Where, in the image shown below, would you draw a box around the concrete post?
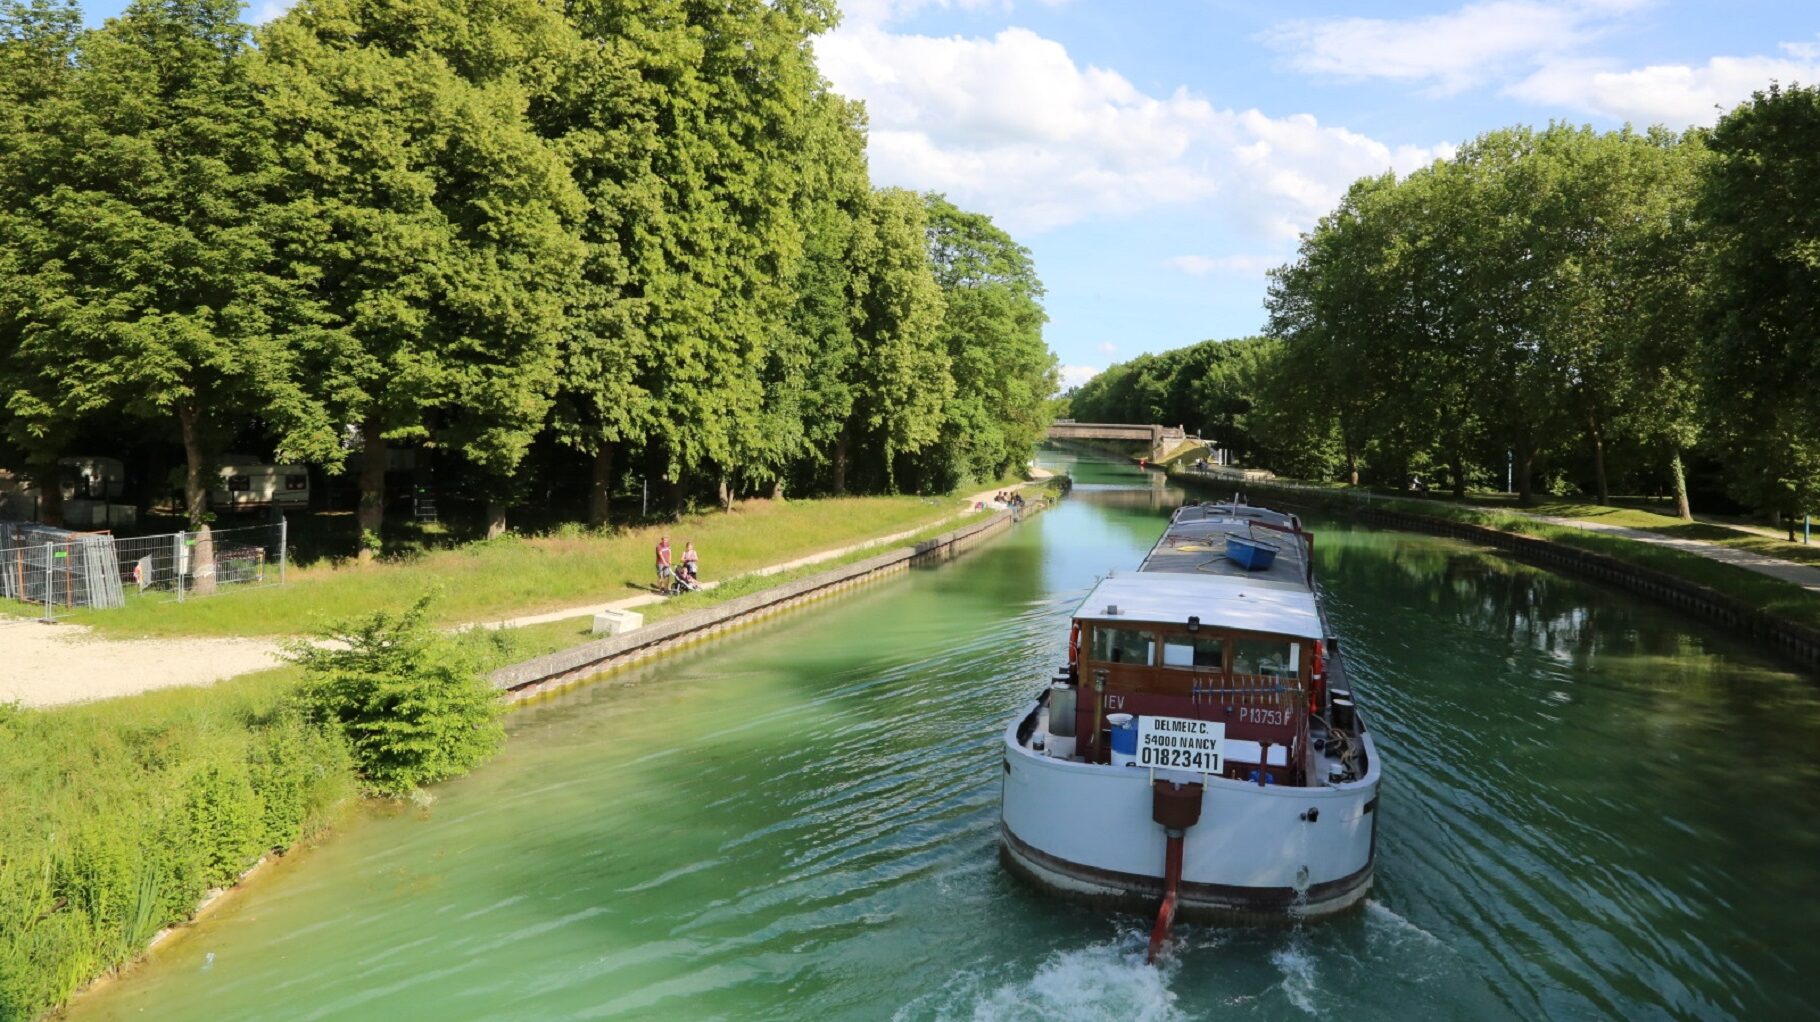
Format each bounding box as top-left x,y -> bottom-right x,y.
174,530 -> 185,602
279,516 -> 288,585
41,542 -> 52,622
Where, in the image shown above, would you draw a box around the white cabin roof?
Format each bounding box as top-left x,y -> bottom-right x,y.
1074,572 -> 1324,640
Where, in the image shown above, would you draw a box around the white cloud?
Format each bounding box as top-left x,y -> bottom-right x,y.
1097,341 -> 1118,353
1265,0 -> 1643,94
817,25 -> 1449,237
1166,254 -> 1279,277
1058,364 -> 1100,390
1783,37 -> 1820,61
1507,50 -> 1820,127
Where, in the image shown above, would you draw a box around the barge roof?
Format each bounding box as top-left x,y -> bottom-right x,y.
1074,502 -> 1323,639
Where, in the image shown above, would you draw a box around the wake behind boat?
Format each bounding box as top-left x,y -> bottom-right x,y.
998,499 -> 1380,957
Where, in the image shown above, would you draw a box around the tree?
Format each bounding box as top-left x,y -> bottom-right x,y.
1267,173 -> 1405,485
784,90 -> 870,496
919,193 -> 1055,489
0,0 -> 84,519
1,0 -> 337,570
1606,130 -> 1709,519
258,0 -> 584,554
839,187 -> 949,492
1698,83 -> 1820,526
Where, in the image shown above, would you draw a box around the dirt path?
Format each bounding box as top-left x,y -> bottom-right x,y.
7,474 -> 1061,708
1530,515 -> 1820,593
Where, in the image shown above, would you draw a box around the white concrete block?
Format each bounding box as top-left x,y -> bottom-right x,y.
591,609 -> 643,635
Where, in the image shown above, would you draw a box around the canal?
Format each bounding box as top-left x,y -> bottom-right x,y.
70,452 -> 1820,1020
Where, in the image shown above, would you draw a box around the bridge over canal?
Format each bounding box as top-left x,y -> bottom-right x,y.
1045,421 -> 1223,464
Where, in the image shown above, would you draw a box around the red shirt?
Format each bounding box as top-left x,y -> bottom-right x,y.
656,540 -> 671,567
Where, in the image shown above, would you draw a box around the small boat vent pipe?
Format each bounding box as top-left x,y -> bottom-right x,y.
1147,779 -> 1205,964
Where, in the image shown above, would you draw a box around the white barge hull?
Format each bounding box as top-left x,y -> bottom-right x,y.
999,707 -> 1380,919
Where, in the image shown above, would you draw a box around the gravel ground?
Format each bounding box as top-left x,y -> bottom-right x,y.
0,620 -> 282,707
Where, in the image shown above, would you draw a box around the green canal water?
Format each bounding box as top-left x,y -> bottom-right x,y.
70,453 -> 1820,1020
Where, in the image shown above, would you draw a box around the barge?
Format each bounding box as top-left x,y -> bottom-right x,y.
998,500 -> 1379,957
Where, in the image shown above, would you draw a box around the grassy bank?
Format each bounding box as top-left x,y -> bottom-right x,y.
1174,471 -> 1820,631
0,670 -> 355,1020
68,495 -> 963,639
493,499 -> 1054,660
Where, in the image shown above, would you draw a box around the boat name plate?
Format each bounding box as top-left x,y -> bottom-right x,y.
1136,715 -> 1226,772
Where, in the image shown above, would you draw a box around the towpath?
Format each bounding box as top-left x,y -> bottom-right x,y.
1526,515 -> 1820,593
3,473 -> 1057,708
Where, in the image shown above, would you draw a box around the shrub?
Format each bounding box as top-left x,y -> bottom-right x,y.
287,595 -> 505,796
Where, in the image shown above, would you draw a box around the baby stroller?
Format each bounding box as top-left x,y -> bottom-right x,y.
667,562 -> 701,595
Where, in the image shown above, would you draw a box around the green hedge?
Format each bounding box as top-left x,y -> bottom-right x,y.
0,679 -> 355,1021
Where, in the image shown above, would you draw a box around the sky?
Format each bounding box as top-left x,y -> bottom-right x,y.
79,0 -> 1820,389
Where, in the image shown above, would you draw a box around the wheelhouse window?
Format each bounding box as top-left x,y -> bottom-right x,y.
1092,627 -> 1155,665
1161,634 -> 1224,670
1232,638 -> 1299,678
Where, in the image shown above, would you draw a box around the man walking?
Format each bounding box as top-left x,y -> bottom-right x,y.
655,534 -> 673,591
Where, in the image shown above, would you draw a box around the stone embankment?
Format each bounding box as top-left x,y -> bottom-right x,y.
490,502 -> 1046,702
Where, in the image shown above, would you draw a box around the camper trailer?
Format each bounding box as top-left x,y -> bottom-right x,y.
212,463 -> 311,510
0,471 -> 39,521
58,456 -> 125,501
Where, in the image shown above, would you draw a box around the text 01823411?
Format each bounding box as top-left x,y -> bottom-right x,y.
1135,715 -> 1226,772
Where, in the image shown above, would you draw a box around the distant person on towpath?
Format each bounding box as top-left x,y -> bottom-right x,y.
655,534 -> 673,590
681,541 -> 699,584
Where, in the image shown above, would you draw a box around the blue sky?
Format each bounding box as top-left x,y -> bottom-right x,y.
79,0 -> 1820,387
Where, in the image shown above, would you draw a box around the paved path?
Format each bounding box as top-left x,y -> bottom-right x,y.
1530,515 -> 1820,592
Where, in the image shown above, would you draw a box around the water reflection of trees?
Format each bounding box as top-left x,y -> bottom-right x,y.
1316,527 -> 1672,662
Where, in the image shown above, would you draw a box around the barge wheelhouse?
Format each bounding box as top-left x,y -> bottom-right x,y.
999,501 -> 1379,945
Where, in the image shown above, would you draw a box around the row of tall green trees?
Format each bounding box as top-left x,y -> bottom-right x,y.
1074,85 -> 1819,522
0,0 -> 1055,556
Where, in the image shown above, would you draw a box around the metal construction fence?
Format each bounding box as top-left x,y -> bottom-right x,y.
0,519 -> 286,622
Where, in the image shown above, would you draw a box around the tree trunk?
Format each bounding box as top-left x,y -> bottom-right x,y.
485,501 -> 507,540
178,405 -> 216,595
587,444 -> 614,528
1589,415 -> 1610,505
1345,445 -> 1359,487
178,404 -> 208,532
832,427 -> 849,495
1451,455 -> 1467,501
1516,441 -> 1535,506
718,475 -> 732,513
771,478 -> 786,501
357,417 -> 386,563
1668,446 -> 1692,522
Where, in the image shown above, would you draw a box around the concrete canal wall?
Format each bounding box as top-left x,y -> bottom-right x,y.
490,507 -> 1031,702
1201,478 -> 1820,672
